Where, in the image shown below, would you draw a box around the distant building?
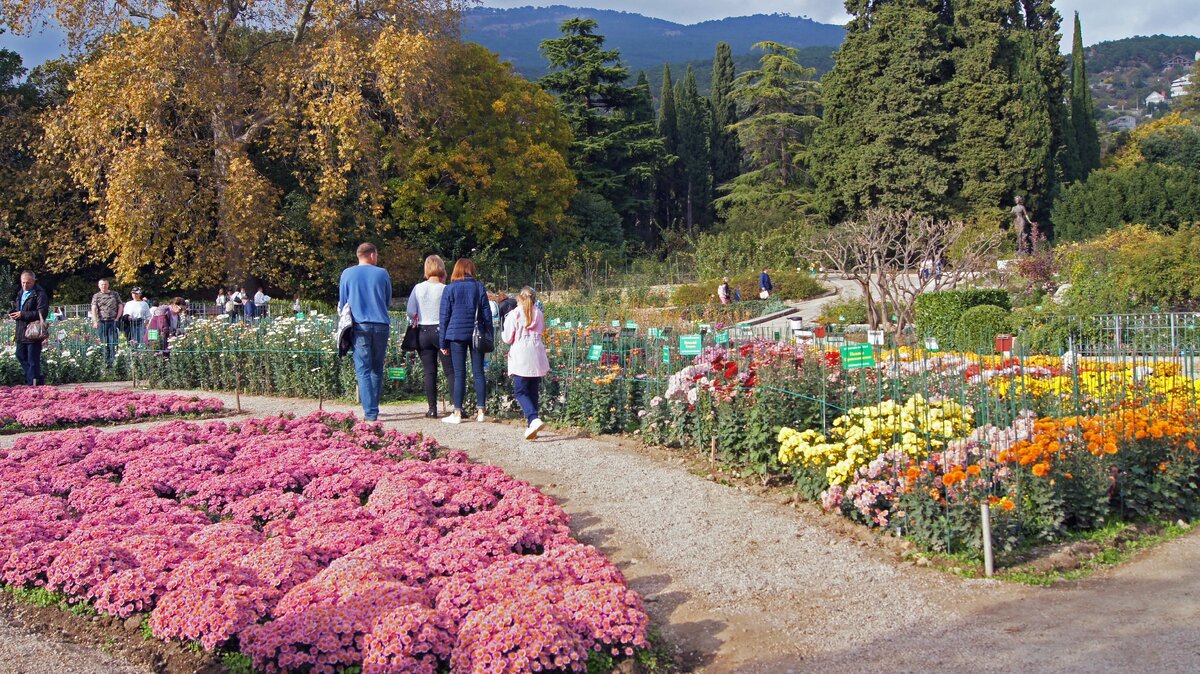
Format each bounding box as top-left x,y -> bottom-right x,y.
1107,115 -> 1138,132
1145,91 -> 1167,106
1171,74 -> 1193,98
1163,54 -> 1194,70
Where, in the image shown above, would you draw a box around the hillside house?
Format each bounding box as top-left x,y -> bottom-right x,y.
1172,74 -> 1193,98
1107,115 -> 1138,132
1163,54 -> 1193,70
1145,91 -> 1167,106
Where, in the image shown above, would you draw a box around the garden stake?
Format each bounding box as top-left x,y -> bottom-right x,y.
981,502 -> 994,577
235,367 -> 242,413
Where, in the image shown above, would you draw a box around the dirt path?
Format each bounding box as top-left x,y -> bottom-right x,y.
3,386 -> 1199,673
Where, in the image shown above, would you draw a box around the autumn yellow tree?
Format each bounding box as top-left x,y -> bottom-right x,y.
2,0 -> 461,287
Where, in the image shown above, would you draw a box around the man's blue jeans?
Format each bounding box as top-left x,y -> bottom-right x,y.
98,319 -> 118,366
16,341 -> 43,385
448,340 -> 486,412
352,322 -> 389,421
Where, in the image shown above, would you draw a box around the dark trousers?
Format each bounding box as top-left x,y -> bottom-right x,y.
98,319 -> 118,365
512,375 -> 541,424
16,341 -> 44,386
417,325 -> 453,411
448,340 -> 486,411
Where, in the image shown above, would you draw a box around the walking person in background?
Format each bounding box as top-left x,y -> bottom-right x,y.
10,270 -> 50,385
239,286 -> 254,323
759,267 -> 773,299
216,289 -> 227,316
91,278 -> 123,367
718,277 -> 731,305
439,258 -> 492,424
503,287 -> 550,440
339,242 -> 393,422
122,287 -> 151,345
292,294 -> 302,315
407,255 -> 454,418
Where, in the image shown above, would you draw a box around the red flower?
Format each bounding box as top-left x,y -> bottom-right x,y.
723,361 -> 739,380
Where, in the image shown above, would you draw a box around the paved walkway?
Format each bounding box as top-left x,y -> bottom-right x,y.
3,386 -> 1199,673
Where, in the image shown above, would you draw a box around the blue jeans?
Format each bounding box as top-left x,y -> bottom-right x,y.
98,319 -> 118,366
512,375 -> 541,424
16,341 -> 44,385
352,322 -> 389,420
448,340 -> 486,412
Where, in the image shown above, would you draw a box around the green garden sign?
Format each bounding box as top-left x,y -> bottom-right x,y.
587,344 -> 603,361
840,343 -> 875,370
549,318 -> 560,327
679,334 -> 703,356
648,327 -> 661,338
611,320 -> 621,328
386,367 -> 407,381
714,332 -> 730,345
662,345 -> 671,364
625,321 -> 638,330
147,329 -> 159,341
295,312 -> 305,320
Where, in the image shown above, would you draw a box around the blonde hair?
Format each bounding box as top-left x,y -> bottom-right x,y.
424,255 -> 446,282
517,286 -> 536,329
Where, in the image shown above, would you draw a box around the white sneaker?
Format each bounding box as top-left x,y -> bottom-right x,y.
524,418 -> 545,440
476,410 -> 486,423
442,411 -> 462,424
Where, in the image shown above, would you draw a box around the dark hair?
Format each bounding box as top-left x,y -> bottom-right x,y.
451,258 -> 477,282
357,242 -> 378,258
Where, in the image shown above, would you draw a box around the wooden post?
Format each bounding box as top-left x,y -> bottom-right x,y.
234,367 -> 243,414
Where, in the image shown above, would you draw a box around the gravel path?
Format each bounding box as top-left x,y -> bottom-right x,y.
3,385 -> 1199,673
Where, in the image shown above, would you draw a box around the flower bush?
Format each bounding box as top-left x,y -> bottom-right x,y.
0,386 -> 223,431
0,413 -> 649,671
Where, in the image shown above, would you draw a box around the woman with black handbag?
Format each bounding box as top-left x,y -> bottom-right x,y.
405,255 -> 455,418
438,258 -> 493,424
9,270 -> 50,386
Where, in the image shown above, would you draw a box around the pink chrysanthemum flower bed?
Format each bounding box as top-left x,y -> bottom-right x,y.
0,412 -> 649,672
0,386 -> 224,431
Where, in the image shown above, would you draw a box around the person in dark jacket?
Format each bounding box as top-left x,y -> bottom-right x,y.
438,258 -> 493,424
9,270 -> 51,385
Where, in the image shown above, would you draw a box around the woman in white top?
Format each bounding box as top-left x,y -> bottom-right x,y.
406,255 -> 455,418
502,286 -> 550,440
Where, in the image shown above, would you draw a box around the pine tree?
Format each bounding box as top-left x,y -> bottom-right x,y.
655,64 -> 680,229
675,66 -> 713,232
710,42 -> 741,189
623,71 -> 662,243
1067,12 -> 1101,181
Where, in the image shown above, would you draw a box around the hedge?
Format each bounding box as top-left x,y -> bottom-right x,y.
954,304 -> 1013,352
672,269 -> 824,306
914,289 -> 1011,348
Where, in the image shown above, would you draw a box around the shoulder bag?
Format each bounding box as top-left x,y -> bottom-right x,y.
472,282 -> 495,354
401,320 -> 420,352
24,309 -> 49,342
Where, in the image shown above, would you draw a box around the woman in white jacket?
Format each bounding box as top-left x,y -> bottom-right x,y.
502,286 -> 550,440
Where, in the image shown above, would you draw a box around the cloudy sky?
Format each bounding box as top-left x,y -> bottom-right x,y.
2,0 -> 1197,69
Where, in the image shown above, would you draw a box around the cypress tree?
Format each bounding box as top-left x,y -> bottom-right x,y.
1067,12 -> 1101,181
656,64 -> 680,228
676,66 -> 712,232
812,0 -> 957,219
710,42 -> 741,188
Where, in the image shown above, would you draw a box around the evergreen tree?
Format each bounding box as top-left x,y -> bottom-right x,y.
812,0 -> 957,219
539,18 -> 661,244
655,64 -> 680,229
710,42 -> 741,188
623,71 -> 662,243
675,66 -> 713,232
718,41 -> 821,218
1067,12 -> 1101,181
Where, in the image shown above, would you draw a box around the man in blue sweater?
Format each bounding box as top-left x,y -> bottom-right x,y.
339,243 -> 392,421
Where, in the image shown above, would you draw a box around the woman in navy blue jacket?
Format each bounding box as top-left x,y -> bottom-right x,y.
438,258 -> 493,424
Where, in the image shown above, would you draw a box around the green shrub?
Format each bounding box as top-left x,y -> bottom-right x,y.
671,269 -> 823,306
953,304 -> 1012,352
915,289 -> 1011,347
817,298 -> 868,324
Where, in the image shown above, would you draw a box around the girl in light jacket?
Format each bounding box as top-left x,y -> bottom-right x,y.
502,286 -> 550,440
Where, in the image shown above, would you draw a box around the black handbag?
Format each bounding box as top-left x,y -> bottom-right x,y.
401,322 -> 420,352
471,283 -> 494,354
